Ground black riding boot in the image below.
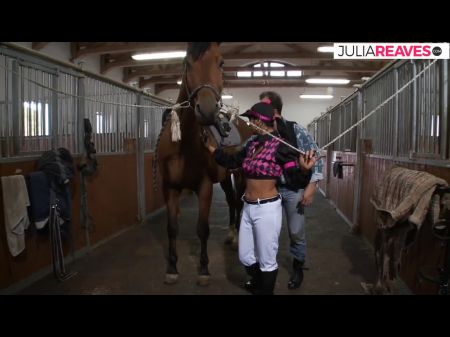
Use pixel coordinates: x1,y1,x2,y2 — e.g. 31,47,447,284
244,263,261,294
256,269,278,295
287,258,304,289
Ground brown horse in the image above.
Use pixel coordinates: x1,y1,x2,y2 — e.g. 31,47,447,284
155,42,252,285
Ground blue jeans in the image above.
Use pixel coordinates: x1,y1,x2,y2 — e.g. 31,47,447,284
279,187,306,263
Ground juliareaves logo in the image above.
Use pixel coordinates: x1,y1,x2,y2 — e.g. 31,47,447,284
334,43,450,59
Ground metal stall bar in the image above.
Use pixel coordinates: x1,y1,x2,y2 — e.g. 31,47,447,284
11,60,20,156
424,61,430,154
1,55,9,157
411,61,418,157
77,77,85,154
136,94,146,222
352,90,364,229
440,60,448,159
51,69,59,150
394,66,399,157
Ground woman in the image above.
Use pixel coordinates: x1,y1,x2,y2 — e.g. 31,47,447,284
205,102,317,295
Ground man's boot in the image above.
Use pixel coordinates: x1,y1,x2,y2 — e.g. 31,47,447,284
244,263,260,294
256,269,278,295
287,258,304,289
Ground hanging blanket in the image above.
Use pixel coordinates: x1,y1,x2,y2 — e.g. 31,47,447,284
363,166,448,294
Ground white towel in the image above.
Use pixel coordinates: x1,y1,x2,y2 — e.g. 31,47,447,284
1,175,30,256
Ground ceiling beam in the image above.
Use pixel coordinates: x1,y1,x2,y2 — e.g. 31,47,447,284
236,65,379,73
103,51,334,73
222,52,330,60
226,44,253,54
139,77,181,86
228,82,356,88
72,42,188,60
102,53,182,74
32,42,50,50
123,64,184,82
73,42,255,60
142,75,361,88
284,43,311,53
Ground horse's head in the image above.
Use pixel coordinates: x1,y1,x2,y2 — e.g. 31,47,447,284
183,42,223,125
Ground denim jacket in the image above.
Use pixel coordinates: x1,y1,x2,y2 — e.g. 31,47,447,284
291,122,324,183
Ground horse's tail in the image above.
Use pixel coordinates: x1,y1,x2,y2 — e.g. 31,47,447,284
153,113,171,192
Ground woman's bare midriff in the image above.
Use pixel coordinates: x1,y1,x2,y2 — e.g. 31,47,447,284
244,178,279,201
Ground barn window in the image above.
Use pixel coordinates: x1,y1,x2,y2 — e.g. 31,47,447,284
144,120,149,138
96,112,104,134
23,101,50,136
236,62,302,78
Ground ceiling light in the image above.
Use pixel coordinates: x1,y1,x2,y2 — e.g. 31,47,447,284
132,51,186,61
222,94,233,99
300,94,334,99
317,46,334,53
306,78,350,84
361,76,371,81
177,80,182,85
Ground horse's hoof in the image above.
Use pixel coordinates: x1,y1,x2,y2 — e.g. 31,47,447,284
197,275,210,287
164,273,179,285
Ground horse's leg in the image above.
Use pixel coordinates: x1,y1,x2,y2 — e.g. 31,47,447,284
163,186,181,285
220,175,238,249
195,178,213,286
231,171,246,250
234,171,245,232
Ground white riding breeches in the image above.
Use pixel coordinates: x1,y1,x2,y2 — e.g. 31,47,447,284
238,197,282,272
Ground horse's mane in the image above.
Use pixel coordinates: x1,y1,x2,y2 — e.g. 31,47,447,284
153,108,173,191
186,42,221,61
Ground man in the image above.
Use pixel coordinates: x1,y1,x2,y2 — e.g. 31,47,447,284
259,91,324,290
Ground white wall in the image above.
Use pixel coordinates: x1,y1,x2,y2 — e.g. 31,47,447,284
158,86,356,127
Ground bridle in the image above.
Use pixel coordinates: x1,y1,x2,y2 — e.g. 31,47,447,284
182,58,223,114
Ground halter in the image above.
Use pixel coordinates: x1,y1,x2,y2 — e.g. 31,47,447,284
182,58,223,111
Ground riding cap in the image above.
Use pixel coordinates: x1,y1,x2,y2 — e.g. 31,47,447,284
240,102,275,123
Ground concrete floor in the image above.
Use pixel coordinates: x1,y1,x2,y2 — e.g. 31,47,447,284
17,185,411,295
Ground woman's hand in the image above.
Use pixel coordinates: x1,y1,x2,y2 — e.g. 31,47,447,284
299,150,318,171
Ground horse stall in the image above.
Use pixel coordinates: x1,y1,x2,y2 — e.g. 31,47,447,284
308,59,450,294
0,43,169,292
